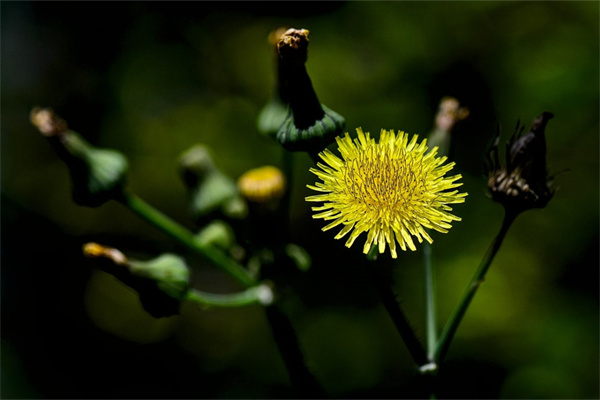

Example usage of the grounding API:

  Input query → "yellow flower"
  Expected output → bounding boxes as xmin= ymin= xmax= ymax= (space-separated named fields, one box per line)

xmin=306 ymin=128 xmax=467 ymax=258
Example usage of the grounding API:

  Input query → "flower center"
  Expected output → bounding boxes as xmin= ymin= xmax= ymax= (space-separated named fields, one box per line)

xmin=341 ymin=143 xmax=427 ymax=218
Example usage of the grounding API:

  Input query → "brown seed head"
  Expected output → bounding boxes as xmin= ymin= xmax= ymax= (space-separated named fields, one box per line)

xmin=486 ymin=112 xmax=554 ymax=213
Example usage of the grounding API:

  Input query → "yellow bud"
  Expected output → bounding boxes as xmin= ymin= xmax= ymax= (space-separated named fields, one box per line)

xmin=237 ymin=166 xmax=286 ymax=204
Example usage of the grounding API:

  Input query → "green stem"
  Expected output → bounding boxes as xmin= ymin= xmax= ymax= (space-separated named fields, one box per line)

xmin=264 ymin=304 xmax=327 ymax=398
xmin=434 ymin=210 xmax=518 ymax=362
xmin=186 ymin=285 xmax=271 ymax=308
xmin=118 ymin=191 xmax=322 ymax=396
xmin=118 ymin=190 xmax=256 ymax=287
xmin=367 ymin=248 xmax=428 ymax=367
xmin=423 ymin=241 xmax=437 ymax=362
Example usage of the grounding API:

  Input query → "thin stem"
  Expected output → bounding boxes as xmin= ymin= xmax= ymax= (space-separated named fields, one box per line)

xmin=423 ymin=241 xmax=437 ymax=361
xmin=366 ymin=249 xmax=428 ymax=367
xmin=186 ymin=285 xmax=270 ymax=308
xmin=118 ymin=190 xmax=256 ymax=287
xmin=264 ymin=304 xmax=327 ymax=398
xmin=434 ymin=210 xmax=518 ymax=362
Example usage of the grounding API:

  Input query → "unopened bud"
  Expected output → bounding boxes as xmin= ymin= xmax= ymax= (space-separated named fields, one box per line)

xmin=179 ymin=145 xmax=247 ymax=220
xmin=194 ymin=220 xmax=236 ymax=250
xmin=83 ymin=243 xmax=190 ymax=318
xmin=237 ymin=165 xmax=286 ymax=205
xmin=284 ymin=243 xmax=311 ymax=272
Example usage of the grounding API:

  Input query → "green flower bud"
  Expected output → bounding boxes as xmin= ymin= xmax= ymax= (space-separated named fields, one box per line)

xmin=128 ymin=254 xmax=190 ymax=303
xmin=179 ymin=145 xmax=248 ymax=221
xmin=30 ymin=107 xmax=128 ymax=207
xmin=193 ymin=220 xmax=236 ymax=250
xmin=284 ymin=243 xmax=311 ymax=272
xmin=83 ymin=243 xmax=190 ymax=318
xmin=264 ymin=28 xmax=345 ymax=155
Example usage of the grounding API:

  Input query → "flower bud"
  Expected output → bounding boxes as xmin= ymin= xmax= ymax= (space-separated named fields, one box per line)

xmin=179 ymin=145 xmax=247 ymax=221
xmin=83 ymin=243 xmax=190 ymax=318
xmin=237 ymin=165 xmax=288 ymax=251
xmin=31 ymin=107 xmax=128 ymax=207
xmin=284 ymin=243 xmax=311 ymax=272
xmin=237 ymin=165 xmax=286 ymax=206
xmin=268 ymin=28 xmax=345 ymax=154
xmin=485 ymin=112 xmax=555 ymax=214
xmin=193 ymin=220 xmax=236 ymax=250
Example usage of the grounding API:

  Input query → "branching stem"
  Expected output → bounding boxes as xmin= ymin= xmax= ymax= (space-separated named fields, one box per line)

xmin=118 ymin=190 xmax=256 ymax=287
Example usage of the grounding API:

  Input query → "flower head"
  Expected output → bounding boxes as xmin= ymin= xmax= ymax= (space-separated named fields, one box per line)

xmin=306 ymin=128 xmax=467 ymax=258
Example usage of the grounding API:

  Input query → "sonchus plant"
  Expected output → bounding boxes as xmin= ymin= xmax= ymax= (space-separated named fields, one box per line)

xmin=32 ymin=26 xmax=559 ymax=399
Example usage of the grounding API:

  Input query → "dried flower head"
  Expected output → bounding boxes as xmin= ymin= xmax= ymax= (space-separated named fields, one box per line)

xmin=306 ymin=128 xmax=467 ymax=258
xmin=485 ymin=112 xmax=555 ymax=213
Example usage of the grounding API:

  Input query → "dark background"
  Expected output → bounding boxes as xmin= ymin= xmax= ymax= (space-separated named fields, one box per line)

xmin=2 ymin=2 xmax=598 ymax=398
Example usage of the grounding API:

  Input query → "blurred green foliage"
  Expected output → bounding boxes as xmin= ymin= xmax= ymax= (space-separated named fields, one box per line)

xmin=2 ymin=2 xmax=598 ymax=399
